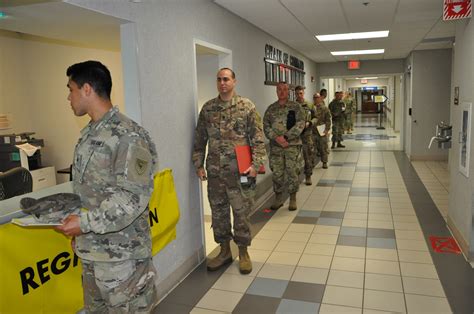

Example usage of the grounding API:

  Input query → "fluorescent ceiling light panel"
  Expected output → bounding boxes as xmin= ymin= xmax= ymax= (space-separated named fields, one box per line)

xmin=356 ymin=77 xmax=379 ymax=79
xmin=316 ymin=30 xmax=389 ymax=41
xmin=331 ymin=49 xmax=384 ymax=56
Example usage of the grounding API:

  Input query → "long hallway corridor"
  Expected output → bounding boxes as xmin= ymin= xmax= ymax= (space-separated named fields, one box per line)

xmin=156 ymin=115 xmax=473 ymax=314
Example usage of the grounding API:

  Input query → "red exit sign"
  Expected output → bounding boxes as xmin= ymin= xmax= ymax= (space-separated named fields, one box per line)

xmin=348 ymin=60 xmax=360 ymax=70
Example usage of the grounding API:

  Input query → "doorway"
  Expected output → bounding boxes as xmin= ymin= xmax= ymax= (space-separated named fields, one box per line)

xmin=193 ymin=40 xmax=232 ymax=256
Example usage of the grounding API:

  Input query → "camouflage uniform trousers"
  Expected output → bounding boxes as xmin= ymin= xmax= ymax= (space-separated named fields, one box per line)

xmin=82 ymin=258 xmax=158 ymax=314
xmin=301 ymin=132 xmax=314 ymax=176
xmin=313 ymin=133 xmax=329 ymax=163
xmin=345 ymin=112 xmax=355 ymax=130
xmin=269 ymin=145 xmax=302 ymax=194
xmin=208 ymin=173 xmax=253 ymax=247
xmin=331 ymin=118 xmax=344 ymax=143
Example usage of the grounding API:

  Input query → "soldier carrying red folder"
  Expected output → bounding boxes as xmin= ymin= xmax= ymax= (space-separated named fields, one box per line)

xmin=192 ymin=68 xmax=267 ymax=275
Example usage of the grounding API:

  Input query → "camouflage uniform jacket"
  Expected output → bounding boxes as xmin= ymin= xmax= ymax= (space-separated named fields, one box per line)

xmin=314 ymin=104 xmax=332 ymax=134
xmin=192 ymin=95 xmax=266 ymax=177
xmin=263 ymin=100 xmax=305 ymax=146
xmin=343 ymin=98 xmax=355 ymax=114
xmin=297 ymin=100 xmax=316 ymax=139
xmin=73 ymin=106 xmax=158 ymax=262
xmin=328 ymin=99 xmax=345 ymax=120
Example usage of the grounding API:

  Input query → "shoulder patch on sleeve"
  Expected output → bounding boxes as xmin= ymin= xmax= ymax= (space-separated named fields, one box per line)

xmin=125 ymin=144 xmax=152 ymax=184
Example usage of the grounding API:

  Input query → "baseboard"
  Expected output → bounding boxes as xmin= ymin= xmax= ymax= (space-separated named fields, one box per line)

xmin=155 ymin=246 xmax=205 ymax=302
xmin=410 ymin=155 xmax=448 ymax=161
xmin=446 ymin=216 xmax=472 ymax=262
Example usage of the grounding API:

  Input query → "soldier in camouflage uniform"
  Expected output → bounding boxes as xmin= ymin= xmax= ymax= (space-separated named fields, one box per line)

xmin=328 ymin=92 xmax=346 ymax=149
xmin=312 ymin=93 xmax=332 ymax=169
xmin=56 ymin=61 xmax=158 ymax=313
xmin=295 ymin=86 xmax=316 ymax=185
xmin=264 ymin=82 xmax=305 ymax=211
xmin=343 ymin=92 xmax=355 ymax=134
xmin=192 ymin=68 xmax=266 ymax=275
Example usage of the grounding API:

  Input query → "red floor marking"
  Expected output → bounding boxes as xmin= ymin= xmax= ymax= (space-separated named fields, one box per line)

xmin=429 ymin=236 xmax=462 ymax=254
xmin=263 ymin=208 xmax=272 ymax=213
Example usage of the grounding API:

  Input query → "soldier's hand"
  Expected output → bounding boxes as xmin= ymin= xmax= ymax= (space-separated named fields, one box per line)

xmin=275 ymin=136 xmax=289 ymax=148
xmin=197 ymin=168 xmax=207 ymax=181
xmin=55 ymin=214 xmax=82 ymax=237
xmin=305 ymin=122 xmax=310 ymax=128
xmin=244 ymin=166 xmax=257 ymax=177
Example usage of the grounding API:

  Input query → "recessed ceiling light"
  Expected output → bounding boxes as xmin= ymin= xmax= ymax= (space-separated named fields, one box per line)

xmin=356 ymin=77 xmax=379 ymax=79
xmin=316 ymin=30 xmax=389 ymax=42
xmin=331 ymin=49 xmax=385 ymax=56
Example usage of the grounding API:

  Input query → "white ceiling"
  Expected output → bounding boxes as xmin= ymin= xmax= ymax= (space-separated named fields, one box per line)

xmin=0 ymin=1 xmax=127 ymax=51
xmin=215 ymin=0 xmax=456 ymax=63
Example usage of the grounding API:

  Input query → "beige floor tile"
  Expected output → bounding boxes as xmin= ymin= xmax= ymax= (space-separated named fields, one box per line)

xmin=365 ymin=259 xmax=400 ymax=275
xmin=367 ymin=220 xmax=394 ymax=229
xmin=291 ymin=266 xmax=329 ymax=284
xmin=281 ymin=231 xmax=311 ymax=243
xmin=366 ymin=248 xmax=398 ymax=261
xmin=346 ymin=207 xmax=369 ymax=214
xmin=266 ymin=251 xmax=301 ymax=266
xmin=260 ymin=222 xmax=290 ymax=232
xmin=394 ymin=221 xmax=422 ymax=231
xmin=319 ymin=304 xmax=362 ymax=313
xmin=331 ymin=256 xmax=365 ymax=272
xmin=364 ymin=273 xmax=403 ymax=292
xmin=344 ymin=212 xmax=368 ymax=220
xmin=190 ymin=307 xmax=227 ymax=314
xmin=247 ymin=249 xmax=271 ymax=263
xmin=392 ymin=215 xmax=418 ymax=223
xmin=397 ymin=250 xmax=433 ymax=264
xmin=327 ymin=270 xmax=364 ymax=288
xmin=298 ymin=253 xmax=333 ymax=269
xmin=269 ymin=215 xmax=295 ymax=224
xmin=274 ymin=240 xmax=306 ymax=253
xmin=212 ymin=274 xmax=254 ymax=293
xmin=400 ymin=262 xmax=438 ymax=279
xmin=363 ymin=309 xmax=395 ymax=314
xmin=323 ymin=286 xmax=363 ymax=308
xmin=342 ymin=219 xmax=368 ymax=228
xmin=196 ymin=289 xmax=243 ymax=312
xmin=405 ymin=294 xmax=451 ymax=313
xmin=402 ymin=277 xmax=446 ymax=297
xmin=396 ymin=239 xmax=428 ymax=251
xmin=254 ymin=229 xmax=285 ymax=240
xmin=368 ymin=213 xmax=393 ymax=222
xmin=309 ymin=233 xmax=339 ymax=245
xmin=225 ymin=260 xmax=264 ymax=277
xmin=304 ymin=243 xmax=336 ymax=256
xmin=256 ymin=263 xmax=295 ymax=281
xmin=287 ymin=223 xmax=315 ymax=233
xmin=314 ymin=225 xmax=341 ymax=235
xmin=395 ymin=230 xmax=424 ymax=240
xmin=368 ymin=208 xmax=392 ymax=215
xmin=250 ymin=238 xmax=279 ymax=251
xmin=363 ymin=290 xmax=405 ymax=313
xmin=334 ymin=245 xmax=366 ymax=259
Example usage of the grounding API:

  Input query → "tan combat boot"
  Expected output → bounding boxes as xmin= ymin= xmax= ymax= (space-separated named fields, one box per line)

xmin=289 ymin=193 xmax=297 ymax=211
xmin=305 ymin=175 xmax=312 ymax=186
xmin=270 ymin=192 xmax=284 ymax=210
xmin=322 ymin=162 xmax=328 ymax=169
xmin=238 ymin=246 xmax=252 ymax=274
xmin=207 ymin=241 xmax=232 ymax=271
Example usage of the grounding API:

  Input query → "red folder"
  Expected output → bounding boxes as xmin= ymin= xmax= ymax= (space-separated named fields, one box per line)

xmin=235 ymin=145 xmax=265 ymax=174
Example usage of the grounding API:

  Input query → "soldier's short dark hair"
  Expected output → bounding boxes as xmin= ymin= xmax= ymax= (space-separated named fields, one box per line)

xmin=67 ymin=61 xmax=112 ymax=100
xmin=277 ymin=81 xmax=288 ymax=86
xmin=320 ymin=89 xmax=327 ymax=96
xmin=295 ymin=85 xmax=304 ymax=92
xmin=218 ymin=67 xmax=236 ymax=79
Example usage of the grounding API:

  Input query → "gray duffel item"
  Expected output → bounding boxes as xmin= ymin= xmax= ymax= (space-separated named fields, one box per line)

xmin=20 ymin=193 xmax=82 ymax=224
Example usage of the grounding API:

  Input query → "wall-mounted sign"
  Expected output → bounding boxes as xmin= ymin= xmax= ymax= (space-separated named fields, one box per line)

xmin=348 ymin=60 xmax=360 ymax=70
xmin=373 ymin=95 xmax=388 ymax=103
xmin=443 ymin=0 xmax=472 ymax=20
xmin=264 ymin=44 xmax=305 ymax=93
xmin=362 ymin=86 xmax=377 ymax=91
xmin=459 ymin=102 xmax=472 ymax=177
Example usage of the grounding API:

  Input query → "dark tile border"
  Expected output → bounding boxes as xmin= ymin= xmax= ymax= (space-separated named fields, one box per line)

xmin=394 ymin=152 xmax=473 ymax=314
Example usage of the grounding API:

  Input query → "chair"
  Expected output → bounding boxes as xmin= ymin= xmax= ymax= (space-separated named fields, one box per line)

xmin=0 ymin=167 xmax=33 ymax=200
